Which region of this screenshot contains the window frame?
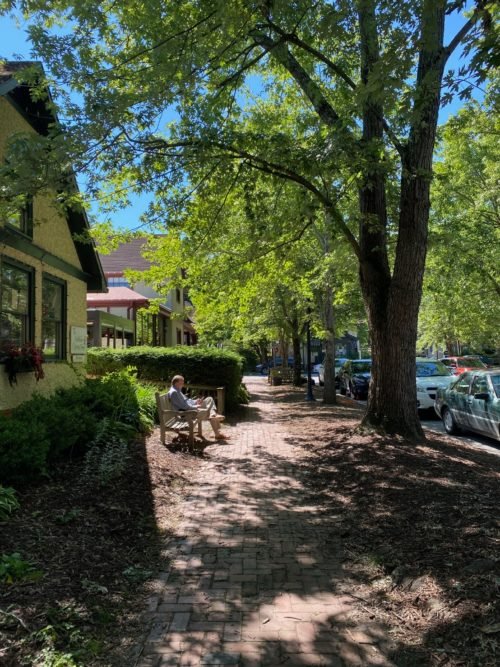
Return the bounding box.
[0,255,35,350]
[471,374,490,397]
[41,272,67,361]
[5,195,34,239]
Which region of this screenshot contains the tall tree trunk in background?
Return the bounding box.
[322,286,336,404]
[358,0,446,441]
[313,213,337,404]
[291,319,302,386]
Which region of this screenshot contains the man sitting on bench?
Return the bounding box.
[167,375,228,439]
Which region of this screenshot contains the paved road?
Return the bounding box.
[346,396,500,458]
[420,414,500,457]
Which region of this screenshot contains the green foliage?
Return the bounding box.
[14,395,99,461]
[0,485,20,521]
[0,552,43,584]
[420,97,500,351]
[0,415,51,485]
[0,369,156,485]
[237,383,250,406]
[87,346,244,411]
[82,418,132,487]
[54,509,82,525]
[234,347,259,372]
[3,0,496,435]
[35,648,79,667]
[122,565,153,583]
[31,603,104,666]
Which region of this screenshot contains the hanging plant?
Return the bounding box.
[1,343,45,386]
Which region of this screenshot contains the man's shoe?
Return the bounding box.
[215,433,230,440]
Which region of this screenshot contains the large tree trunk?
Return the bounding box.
[359,0,446,441]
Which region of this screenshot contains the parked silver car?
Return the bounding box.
[435,370,500,441]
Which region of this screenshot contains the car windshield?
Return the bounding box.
[416,361,451,377]
[491,375,500,398]
[458,357,486,369]
[352,362,371,373]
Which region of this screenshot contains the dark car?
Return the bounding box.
[339,359,372,399]
[434,370,500,441]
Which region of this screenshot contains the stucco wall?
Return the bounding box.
[0,98,89,410]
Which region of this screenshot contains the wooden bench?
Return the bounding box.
[268,368,294,385]
[184,384,226,415]
[155,391,203,448]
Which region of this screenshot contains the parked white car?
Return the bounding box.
[416,359,455,410]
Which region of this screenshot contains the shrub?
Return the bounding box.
[0,415,51,484]
[82,418,133,487]
[0,485,20,521]
[14,395,99,461]
[87,346,244,411]
[0,369,155,485]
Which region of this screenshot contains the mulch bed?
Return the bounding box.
[0,431,201,666]
[270,384,500,667]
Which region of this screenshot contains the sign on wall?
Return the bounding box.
[70,326,87,355]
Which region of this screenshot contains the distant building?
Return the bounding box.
[87,238,196,347]
[0,62,106,410]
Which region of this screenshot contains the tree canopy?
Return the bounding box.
[1,0,497,439]
[419,93,500,352]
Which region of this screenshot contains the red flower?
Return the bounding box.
[1,343,45,386]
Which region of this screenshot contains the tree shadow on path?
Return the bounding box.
[138,379,499,667]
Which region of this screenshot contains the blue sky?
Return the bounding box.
[0,7,481,231]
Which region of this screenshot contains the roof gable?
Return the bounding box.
[0,61,106,292]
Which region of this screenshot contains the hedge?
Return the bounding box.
[87,346,244,411]
[0,369,156,486]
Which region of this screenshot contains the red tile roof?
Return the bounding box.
[87,286,149,307]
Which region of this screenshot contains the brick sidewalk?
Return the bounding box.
[137,378,393,667]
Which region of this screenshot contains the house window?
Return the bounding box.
[0,259,34,347]
[176,328,182,345]
[107,276,130,287]
[42,275,66,359]
[176,288,181,304]
[5,195,34,238]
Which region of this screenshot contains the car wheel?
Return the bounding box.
[319,379,324,386]
[442,407,460,435]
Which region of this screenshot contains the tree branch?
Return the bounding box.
[250,31,343,129]
[265,19,357,89]
[443,9,482,60]
[132,134,361,258]
[264,19,405,157]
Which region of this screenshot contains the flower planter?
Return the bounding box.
[1,345,45,386]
